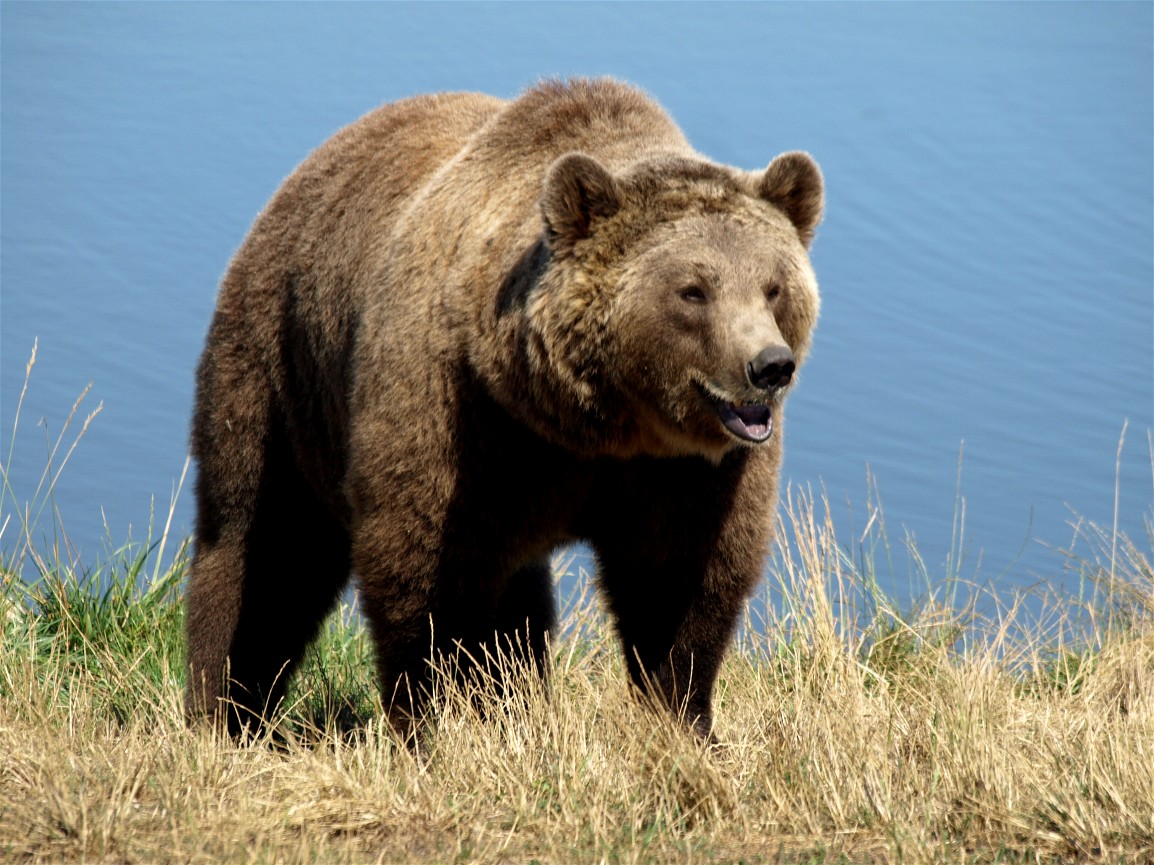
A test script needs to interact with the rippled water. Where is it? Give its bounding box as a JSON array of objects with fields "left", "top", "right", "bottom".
[{"left": 2, "top": 3, "right": 1151, "bottom": 604}]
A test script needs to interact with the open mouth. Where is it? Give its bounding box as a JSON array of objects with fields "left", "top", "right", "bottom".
[{"left": 697, "top": 383, "right": 774, "bottom": 443}]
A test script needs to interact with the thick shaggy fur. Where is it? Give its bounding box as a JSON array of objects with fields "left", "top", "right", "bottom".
[{"left": 186, "top": 78, "right": 823, "bottom": 740}]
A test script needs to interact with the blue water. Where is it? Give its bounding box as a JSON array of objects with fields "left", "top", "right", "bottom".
[{"left": 3, "top": 3, "right": 1151, "bottom": 607}]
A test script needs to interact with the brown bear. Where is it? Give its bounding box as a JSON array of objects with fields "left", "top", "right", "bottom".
[{"left": 185, "top": 78, "right": 822, "bottom": 742}]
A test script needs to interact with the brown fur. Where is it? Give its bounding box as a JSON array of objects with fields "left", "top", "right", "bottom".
[{"left": 186, "top": 78, "right": 823, "bottom": 741}]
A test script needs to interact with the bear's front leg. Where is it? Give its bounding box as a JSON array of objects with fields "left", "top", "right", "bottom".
[
  {"left": 598, "top": 555, "right": 759, "bottom": 739},
  {"left": 591, "top": 454, "right": 775, "bottom": 739},
  {"left": 350, "top": 509, "right": 440, "bottom": 741},
  {"left": 356, "top": 546, "right": 557, "bottom": 741}
]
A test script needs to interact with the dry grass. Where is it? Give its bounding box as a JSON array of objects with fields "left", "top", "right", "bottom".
[
  {"left": 2, "top": 488, "right": 1151, "bottom": 864},
  {"left": 2, "top": 353, "right": 1152, "bottom": 863}
]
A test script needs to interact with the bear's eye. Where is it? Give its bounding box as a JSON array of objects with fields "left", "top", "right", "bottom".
[
  {"left": 679, "top": 286, "right": 708, "bottom": 304},
  {"left": 766, "top": 285, "right": 783, "bottom": 302}
]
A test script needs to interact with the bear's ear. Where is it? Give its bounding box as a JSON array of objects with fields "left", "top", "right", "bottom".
[
  {"left": 541, "top": 153, "right": 622, "bottom": 253},
  {"left": 757, "top": 152, "right": 824, "bottom": 248}
]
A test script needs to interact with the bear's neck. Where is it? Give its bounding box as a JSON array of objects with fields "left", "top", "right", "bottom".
[{"left": 466, "top": 239, "right": 642, "bottom": 459}]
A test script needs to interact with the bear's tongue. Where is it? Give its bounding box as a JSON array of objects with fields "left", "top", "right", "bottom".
[{"left": 718, "top": 402, "right": 773, "bottom": 443}]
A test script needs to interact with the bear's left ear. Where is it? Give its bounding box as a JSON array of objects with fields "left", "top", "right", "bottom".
[
  {"left": 757, "top": 152, "right": 824, "bottom": 248},
  {"left": 541, "top": 153, "right": 622, "bottom": 253}
]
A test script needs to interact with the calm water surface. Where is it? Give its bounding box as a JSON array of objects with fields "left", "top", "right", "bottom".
[{"left": 2, "top": 3, "right": 1151, "bottom": 607}]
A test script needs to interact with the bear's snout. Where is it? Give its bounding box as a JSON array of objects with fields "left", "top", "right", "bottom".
[{"left": 747, "top": 344, "right": 795, "bottom": 392}]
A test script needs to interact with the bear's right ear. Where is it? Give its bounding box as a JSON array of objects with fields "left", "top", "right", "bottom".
[
  {"left": 757, "top": 152, "right": 824, "bottom": 248},
  {"left": 541, "top": 153, "right": 622, "bottom": 253}
]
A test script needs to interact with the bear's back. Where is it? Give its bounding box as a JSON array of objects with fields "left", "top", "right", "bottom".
[
  {"left": 266, "top": 91, "right": 508, "bottom": 296},
  {"left": 413, "top": 80, "right": 695, "bottom": 237},
  {"left": 468, "top": 78, "right": 693, "bottom": 172}
]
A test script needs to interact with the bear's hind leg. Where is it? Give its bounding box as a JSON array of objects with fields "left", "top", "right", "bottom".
[
  {"left": 225, "top": 481, "right": 350, "bottom": 736},
  {"left": 187, "top": 433, "right": 350, "bottom": 739}
]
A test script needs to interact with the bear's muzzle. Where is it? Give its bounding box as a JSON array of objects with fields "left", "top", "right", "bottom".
[{"left": 747, "top": 344, "right": 795, "bottom": 392}]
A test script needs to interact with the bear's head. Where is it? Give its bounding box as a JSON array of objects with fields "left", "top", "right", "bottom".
[{"left": 513, "top": 150, "right": 822, "bottom": 461}]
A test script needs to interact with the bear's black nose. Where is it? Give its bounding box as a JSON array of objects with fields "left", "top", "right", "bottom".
[{"left": 748, "top": 345, "right": 795, "bottom": 391}]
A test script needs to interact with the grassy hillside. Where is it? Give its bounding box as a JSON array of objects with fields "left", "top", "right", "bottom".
[{"left": 2, "top": 484, "right": 1151, "bottom": 864}]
